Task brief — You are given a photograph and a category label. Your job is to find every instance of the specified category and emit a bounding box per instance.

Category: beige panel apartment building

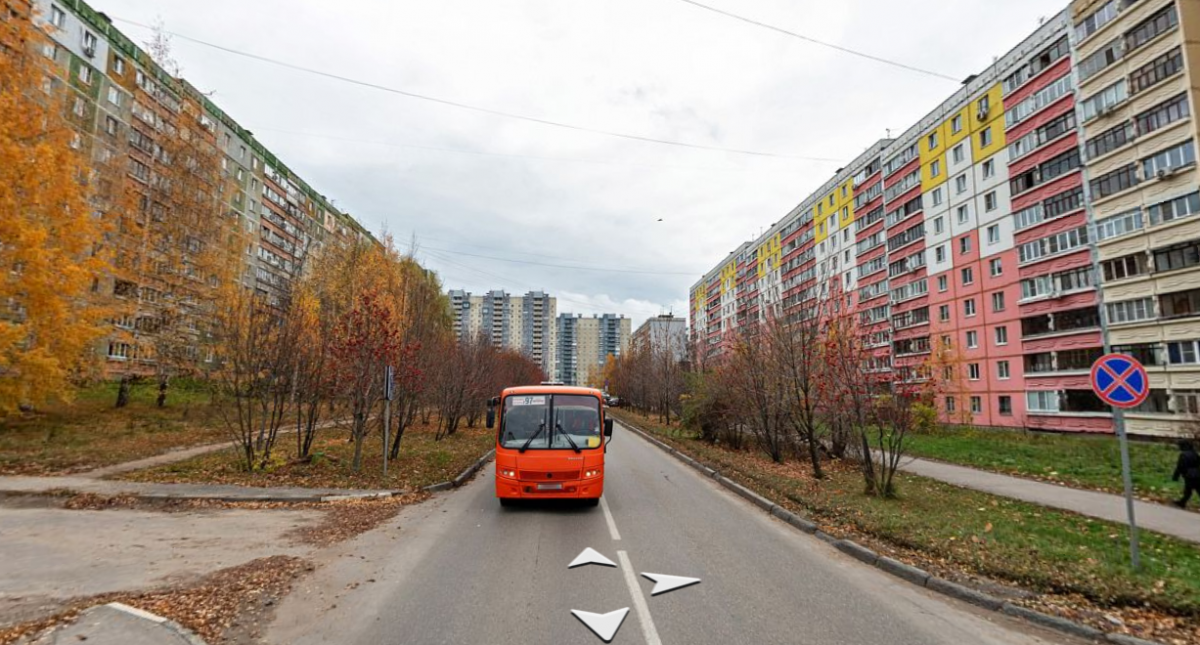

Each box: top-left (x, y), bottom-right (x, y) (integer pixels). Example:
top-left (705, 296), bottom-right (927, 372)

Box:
top-left (1074, 0), bottom-right (1200, 435)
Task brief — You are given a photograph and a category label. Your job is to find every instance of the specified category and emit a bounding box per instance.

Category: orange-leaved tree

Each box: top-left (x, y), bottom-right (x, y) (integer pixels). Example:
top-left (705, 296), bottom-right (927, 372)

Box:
top-left (0, 9), bottom-right (109, 414)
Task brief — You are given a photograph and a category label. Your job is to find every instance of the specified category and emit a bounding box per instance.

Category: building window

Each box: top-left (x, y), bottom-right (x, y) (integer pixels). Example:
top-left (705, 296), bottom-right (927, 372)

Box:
top-left (104, 115), bottom-right (118, 136)
top-left (1091, 164), bottom-right (1139, 199)
top-left (937, 274), bottom-right (948, 291)
top-left (992, 292), bottom-right (1006, 312)
top-left (1106, 297), bottom-right (1155, 324)
top-left (1096, 209), bottom-right (1144, 241)
top-left (955, 174), bottom-right (968, 194)
top-left (939, 304), bottom-right (951, 321)
top-left (1130, 48), bottom-right (1184, 95)
top-left (1143, 141), bottom-right (1196, 179)
top-left (79, 66), bottom-right (93, 85)
top-left (968, 363), bottom-right (981, 380)
top-left (1148, 191), bottom-right (1200, 226)
top-left (82, 31), bottom-right (97, 52)
top-left (971, 396), bottom-right (983, 414)
top-left (995, 325), bottom-right (1009, 345)
top-left (50, 4), bottom-right (66, 28)
top-left (984, 191), bottom-right (997, 211)
top-left (983, 159), bottom-right (995, 178)
top-left (960, 236), bottom-right (972, 255)
top-left (946, 396), bottom-right (956, 413)
top-left (1154, 242), bottom-right (1200, 273)
top-left (1136, 93), bottom-right (1189, 138)
top-left (967, 330), bottom-right (979, 348)
top-left (72, 97), bottom-right (85, 117)
top-left (106, 87), bottom-right (121, 106)
top-left (1085, 122), bottom-right (1132, 160)
top-left (986, 224), bottom-right (1000, 245)
top-left (930, 160), bottom-right (941, 179)
top-left (998, 361), bottom-right (1011, 379)
top-left (952, 115), bottom-right (963, 134)
top-left (962, 267), bottom-right (974, 285)
top-left (957, 205), bottom-right (970, 224)
top-left (1081, 80), bottom-right (1128, 122)
top-left (929, 132), bottom-right (938, 150)
top-left (1160, 288), bottom-right (1200, 320)
top-left (979, 127), bottom-right (992, 147)
top-left (934, 216), bottom-right (944, 234)
top-left (113, 56), bottom-right (125, 75)
top-left (998, 396), bottom-right (1013, 415)
top-left (964, 299), bottom-right (977, 317)
top-left (1026, 390), bottom-right (1059, 413)
top-left (952, 143), bottom-right (964, 163)
top-left (990, 258), bottom-right (1002, 276)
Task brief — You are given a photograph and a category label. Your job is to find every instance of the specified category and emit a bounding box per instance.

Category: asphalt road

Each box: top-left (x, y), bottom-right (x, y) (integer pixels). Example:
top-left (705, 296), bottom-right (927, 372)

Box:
top-left (266, 422), bottom-right (1080, 645)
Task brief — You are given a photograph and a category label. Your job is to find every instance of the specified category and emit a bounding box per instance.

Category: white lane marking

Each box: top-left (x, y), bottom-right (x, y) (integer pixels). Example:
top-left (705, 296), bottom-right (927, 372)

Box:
top-left (641, 572), bottom-right (701, 596)
top-left (569, 547), bottom-right (617, 569)
top-left (600, 496), bottom-right (621, 541)
top-left (618, 550), bottom-right (663, 645)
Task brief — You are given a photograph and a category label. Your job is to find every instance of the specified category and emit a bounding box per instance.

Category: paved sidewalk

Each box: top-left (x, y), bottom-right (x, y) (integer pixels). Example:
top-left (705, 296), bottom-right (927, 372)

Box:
top-left (898, 455), bottom-right (1200, 543)
top-left (0, 475), bottom-right (397, 502)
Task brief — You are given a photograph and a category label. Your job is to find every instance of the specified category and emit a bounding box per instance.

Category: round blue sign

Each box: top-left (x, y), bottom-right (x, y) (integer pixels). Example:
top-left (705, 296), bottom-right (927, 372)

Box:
top-left (1090, 354), bottom-right (1150, 408)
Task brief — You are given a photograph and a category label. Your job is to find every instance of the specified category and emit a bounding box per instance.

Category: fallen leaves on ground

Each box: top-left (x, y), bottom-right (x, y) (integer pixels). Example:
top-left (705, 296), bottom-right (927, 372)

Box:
top-left (115, 422), bottom-right (492, 492)
top-left (288, 492), bottom-right (430, 547)
top-left (0, 556), bottom-right (309, 645)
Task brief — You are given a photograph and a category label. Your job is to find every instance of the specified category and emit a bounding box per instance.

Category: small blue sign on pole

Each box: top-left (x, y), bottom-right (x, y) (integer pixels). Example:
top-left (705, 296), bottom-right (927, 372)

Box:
top-left (1090, 352), bottom-right (1147, 571)
top-left (1090, 354), bottom-right (1149, 408)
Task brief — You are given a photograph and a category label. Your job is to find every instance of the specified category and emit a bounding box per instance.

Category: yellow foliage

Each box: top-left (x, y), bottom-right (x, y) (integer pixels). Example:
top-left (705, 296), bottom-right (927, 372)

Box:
top-left (0, 15), bottom-right (110, 413)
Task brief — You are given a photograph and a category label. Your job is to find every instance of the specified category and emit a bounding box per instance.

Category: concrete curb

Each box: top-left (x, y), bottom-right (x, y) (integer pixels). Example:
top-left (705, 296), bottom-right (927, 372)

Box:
top-left (1001, 603), bottom-right (1105, 641)
top-left (421, 449), bottom-right (496, 493)
top-left (613, 415), bottom-right (1168, 645)
top-left (33, 602), bottom-right (208, 644)
top-left (453, 450), bottom-right (496, 488)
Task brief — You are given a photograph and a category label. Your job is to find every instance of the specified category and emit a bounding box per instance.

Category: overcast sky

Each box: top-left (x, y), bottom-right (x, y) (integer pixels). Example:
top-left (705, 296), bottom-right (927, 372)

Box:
top-left (98, 0), bottom-right (1066, 328)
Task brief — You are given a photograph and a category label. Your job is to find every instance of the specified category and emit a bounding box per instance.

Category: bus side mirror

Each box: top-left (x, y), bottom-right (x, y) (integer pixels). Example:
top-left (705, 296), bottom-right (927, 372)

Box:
top-left (604, 418), bottom-right (614, 437)
top-left (486, 408), bottom-right (495, 429)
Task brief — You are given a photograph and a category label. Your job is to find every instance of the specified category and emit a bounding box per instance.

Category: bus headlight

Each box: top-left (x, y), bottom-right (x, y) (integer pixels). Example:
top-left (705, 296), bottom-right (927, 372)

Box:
top-left (584, 469), bottom-right (601, 479)
top-left (499, 468), bottom-right (517, 479)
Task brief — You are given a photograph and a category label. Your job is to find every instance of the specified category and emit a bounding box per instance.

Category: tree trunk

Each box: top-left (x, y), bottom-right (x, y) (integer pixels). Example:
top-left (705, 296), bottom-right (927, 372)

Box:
top-left (115, 375), bottom-right (132, 408)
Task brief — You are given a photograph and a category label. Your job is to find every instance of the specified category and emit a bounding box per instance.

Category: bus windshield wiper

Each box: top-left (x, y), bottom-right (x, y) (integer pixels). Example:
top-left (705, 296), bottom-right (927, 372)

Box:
top-left (519, 422), bottom-right (545, 453)
top-left (556, 423), bottom-right (581, 453)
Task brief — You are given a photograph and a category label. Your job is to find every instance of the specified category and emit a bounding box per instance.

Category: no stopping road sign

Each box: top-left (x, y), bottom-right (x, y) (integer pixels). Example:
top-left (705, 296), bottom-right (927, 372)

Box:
top-left (1090, 354), bottom-right (1150, 409)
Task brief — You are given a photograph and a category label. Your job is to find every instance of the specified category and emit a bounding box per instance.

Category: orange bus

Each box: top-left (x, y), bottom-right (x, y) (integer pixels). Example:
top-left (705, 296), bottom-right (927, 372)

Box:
top-left (487, 384), bottom-right (614, 507)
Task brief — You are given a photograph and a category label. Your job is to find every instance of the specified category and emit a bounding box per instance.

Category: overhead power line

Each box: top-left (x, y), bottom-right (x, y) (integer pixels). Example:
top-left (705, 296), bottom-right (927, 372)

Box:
top-left (113, 17), bottom-right (840, 161)
top-left (419, 245), bottom-right (699, 276)
top-left (672, 0), bottom-right (960, 82)
top-left (252, 126), bottom-right (838, 171)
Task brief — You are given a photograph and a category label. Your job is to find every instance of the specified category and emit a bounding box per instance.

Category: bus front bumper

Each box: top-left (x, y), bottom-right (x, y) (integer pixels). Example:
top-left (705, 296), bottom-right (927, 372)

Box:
top-left (496, 476), bottom-right (604, 499)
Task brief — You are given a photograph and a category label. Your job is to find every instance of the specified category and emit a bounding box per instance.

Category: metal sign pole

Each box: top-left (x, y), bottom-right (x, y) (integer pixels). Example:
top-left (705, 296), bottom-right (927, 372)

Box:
top-left (1114, 407), bottom-right (1140, 570)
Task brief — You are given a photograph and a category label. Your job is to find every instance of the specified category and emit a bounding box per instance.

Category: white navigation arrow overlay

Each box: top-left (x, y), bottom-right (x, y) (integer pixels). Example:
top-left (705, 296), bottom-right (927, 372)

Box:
top-left (571, 607), bottom-right (630, 643)
top-left (641, 572), bottom-right (701, 596)
top-left (569, 547), bottom-right (617, 569)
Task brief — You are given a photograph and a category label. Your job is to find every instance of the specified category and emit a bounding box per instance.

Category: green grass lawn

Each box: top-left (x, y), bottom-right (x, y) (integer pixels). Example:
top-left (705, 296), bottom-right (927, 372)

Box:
top-left (0, 380), bottom-right (226, 476)
top-left (614, 410), bottom-right (1200, 622)
top-left (905, 426), bottom-right (1188, 505)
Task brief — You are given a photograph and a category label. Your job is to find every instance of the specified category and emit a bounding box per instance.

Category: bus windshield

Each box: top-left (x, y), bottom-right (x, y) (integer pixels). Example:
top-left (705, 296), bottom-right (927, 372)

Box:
top-left (500, 394), bottom-right (601, 450)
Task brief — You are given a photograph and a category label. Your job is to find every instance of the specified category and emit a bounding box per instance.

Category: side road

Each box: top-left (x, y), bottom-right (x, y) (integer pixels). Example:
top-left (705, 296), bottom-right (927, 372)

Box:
top-left (896, 455), bottom-right (1200, 544)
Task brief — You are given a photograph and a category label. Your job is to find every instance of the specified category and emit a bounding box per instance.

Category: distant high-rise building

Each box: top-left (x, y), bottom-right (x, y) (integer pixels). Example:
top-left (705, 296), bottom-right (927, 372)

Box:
top-left (556, 314), bottom-right (631, 387)
top-left (448, 289), bottom-right (557, 377)
top-left (632, 315), bottom-right (688, 361)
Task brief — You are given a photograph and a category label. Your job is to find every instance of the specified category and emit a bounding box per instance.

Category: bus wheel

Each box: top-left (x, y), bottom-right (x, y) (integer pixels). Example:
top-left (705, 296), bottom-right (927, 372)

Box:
top-left (499, 498), bottom-right (516, 507)
top-left (585, 497), bottom-right (600, 508)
